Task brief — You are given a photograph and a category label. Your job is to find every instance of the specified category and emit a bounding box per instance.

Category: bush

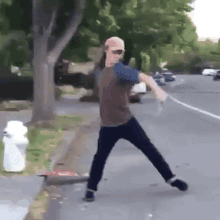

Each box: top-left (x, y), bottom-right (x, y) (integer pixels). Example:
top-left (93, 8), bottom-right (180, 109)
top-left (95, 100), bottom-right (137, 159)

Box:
top-left (141, 53), bottom-right (150, 73)
top-left (129, 57), bottom-right (136, 68)
top-left (210, 51), bottom-right (220, 56)
top-left (215, 62), bottom-right (220, 69)
top-left (165, 61), bottom-right (186, 72)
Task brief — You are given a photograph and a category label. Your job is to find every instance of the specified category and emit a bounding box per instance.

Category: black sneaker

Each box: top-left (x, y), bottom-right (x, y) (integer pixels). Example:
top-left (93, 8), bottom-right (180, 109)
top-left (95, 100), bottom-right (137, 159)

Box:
top-left (167, 176), bottom-right (188, 191)
top-left (83, 190), bottom-right (95, 202)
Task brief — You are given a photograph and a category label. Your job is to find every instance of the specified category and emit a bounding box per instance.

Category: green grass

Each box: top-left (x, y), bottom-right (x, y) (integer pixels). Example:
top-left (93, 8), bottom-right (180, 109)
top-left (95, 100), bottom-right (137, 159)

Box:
top-left (19, 64), bottom-right (34, 77)
top-left (20, 68), bottom-right (33, 77)
top-left (28, 190), bottom-right (49, 220)
top-left (0, 115), bottom-right (83, 177)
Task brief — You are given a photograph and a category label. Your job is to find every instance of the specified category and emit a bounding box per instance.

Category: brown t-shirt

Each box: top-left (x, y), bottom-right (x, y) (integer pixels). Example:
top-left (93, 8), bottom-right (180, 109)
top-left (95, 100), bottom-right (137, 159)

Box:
top-left (97, 62), bottom-right (140, 127)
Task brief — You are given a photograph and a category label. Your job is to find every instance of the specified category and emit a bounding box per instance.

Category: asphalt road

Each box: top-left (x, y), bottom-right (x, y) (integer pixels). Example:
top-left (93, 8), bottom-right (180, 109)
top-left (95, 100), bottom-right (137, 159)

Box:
top-left (46, 74), bottom-right (220, 220)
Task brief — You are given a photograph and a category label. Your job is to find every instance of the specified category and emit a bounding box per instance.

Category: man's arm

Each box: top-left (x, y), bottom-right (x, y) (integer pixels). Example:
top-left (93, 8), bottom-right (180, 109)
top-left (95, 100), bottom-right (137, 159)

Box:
top-left (139, 72), bottom-right (167, 102)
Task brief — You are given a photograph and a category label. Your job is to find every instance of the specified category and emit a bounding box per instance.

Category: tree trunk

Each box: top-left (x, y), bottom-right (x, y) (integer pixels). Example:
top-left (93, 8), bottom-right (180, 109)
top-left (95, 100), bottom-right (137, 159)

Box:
top-left (31, 38), bottom-right (56, 123)
top-left (135, 53), bottom-right (142, 71)
top-left (29, 0), bottom-right (87, 126)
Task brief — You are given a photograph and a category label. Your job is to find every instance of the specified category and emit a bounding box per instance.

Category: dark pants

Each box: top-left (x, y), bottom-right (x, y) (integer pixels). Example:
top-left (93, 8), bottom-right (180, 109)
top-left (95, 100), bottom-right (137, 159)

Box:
top-left (87, 116), bottom-right (175, 191)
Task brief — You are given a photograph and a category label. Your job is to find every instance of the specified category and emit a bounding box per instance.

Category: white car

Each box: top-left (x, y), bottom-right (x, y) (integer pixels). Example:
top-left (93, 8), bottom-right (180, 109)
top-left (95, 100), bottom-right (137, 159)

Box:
top-left (131, 82), bottom-right (147, 94)
top-left (130, 82), bottom-right (147, 103)
top-left (202, 69), bottom-right (216, 76)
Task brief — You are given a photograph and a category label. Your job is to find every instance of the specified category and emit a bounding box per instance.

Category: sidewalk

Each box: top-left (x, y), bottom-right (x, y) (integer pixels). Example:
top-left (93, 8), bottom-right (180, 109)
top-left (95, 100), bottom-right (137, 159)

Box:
top-left (0, 109), bottom-right (44, 220)
top-left (0, 94), bottom-right (100, 220)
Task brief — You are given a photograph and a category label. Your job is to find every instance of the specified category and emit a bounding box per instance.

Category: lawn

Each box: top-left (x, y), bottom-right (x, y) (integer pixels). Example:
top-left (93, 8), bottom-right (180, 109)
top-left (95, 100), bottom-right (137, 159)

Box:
top-left (0, 114), bottom-right (83, 177)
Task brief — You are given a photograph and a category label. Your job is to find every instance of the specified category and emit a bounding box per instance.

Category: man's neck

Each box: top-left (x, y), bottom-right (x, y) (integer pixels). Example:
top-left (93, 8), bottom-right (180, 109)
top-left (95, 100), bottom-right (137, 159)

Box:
top-left (105, 60), bottom-right (120, 67)
top-left (105, 60), bottom-right (113, 67)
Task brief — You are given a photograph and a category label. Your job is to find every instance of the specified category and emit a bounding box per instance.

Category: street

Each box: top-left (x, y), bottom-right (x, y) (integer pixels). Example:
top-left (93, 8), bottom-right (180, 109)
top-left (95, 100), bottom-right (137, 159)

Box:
top-left (46, 74), bottom-right (220, 220)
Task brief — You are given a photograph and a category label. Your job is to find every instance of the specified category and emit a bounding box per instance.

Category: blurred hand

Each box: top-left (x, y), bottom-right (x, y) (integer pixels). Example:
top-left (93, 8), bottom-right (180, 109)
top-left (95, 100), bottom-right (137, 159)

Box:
top-left (154, 87), bottom-right (167, 103)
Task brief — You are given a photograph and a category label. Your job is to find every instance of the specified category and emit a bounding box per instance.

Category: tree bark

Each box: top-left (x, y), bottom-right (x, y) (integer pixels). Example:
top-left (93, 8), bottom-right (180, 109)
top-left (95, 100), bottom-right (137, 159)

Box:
top-left (48, 0), bottom-right (87, 63)
top-left (32, 39), bottom-right (56, 122)
top-left (30, 0), bottom-right (87, 124)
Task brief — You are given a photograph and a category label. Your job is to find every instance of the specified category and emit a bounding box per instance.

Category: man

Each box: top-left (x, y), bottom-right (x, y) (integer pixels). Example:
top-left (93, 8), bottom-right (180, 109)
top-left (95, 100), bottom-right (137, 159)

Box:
top-left (83, 37), bottom-right (188, 202)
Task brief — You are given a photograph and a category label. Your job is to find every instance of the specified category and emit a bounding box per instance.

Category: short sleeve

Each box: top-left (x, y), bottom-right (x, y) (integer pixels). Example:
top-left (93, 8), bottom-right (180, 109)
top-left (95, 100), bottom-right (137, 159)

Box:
top-left (114, 62), bottom-right (140, 86)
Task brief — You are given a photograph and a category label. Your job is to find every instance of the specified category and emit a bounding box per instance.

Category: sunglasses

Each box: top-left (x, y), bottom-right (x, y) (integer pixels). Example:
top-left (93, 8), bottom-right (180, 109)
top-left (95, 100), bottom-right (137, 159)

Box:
top-left (111, 50), bottom-right (125, 55)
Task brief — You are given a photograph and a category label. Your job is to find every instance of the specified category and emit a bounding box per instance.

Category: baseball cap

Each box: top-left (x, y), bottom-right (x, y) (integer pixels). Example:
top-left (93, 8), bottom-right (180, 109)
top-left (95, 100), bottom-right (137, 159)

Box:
top-left (105, 37), bottom-right (125, 51)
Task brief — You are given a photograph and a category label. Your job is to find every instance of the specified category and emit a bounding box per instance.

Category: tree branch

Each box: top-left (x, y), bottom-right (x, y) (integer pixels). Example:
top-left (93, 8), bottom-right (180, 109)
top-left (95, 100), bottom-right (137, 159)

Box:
top-left (43, 6), bottom-right (58, 40)
top-left (48, 0), bottom-right (87, 64)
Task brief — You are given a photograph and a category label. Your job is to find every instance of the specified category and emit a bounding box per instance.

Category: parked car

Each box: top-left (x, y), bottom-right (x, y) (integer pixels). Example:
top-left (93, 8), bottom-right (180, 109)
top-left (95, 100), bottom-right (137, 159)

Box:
top-left (162, 71), bottom-right (176, 82)
top-left (202, 69), bottom-right (216, 76)
top-left (213, 71), bottom-right (220, 80)
top-left (131, 82), bottom-right (147, 94)
top-left (152, 72), bottom-right (166, 86)
top-left (129, 82), bottom-right (147, 103)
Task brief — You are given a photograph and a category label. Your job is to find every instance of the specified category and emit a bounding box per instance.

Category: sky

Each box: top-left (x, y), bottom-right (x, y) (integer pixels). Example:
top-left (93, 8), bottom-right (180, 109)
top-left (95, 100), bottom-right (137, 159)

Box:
top-left (187, 0), bottom-right (220, 43)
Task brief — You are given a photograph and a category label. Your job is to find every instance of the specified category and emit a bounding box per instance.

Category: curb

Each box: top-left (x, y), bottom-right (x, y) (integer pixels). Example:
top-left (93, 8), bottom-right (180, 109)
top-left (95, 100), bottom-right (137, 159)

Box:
top-left (47, 115), bottom-right (98, 174)
top-left (44, 175), bottom-right (89, 186)
top-left (25, 114), bottom-right (99, 219)
top-left (35, 113), bottom-right (99, 183)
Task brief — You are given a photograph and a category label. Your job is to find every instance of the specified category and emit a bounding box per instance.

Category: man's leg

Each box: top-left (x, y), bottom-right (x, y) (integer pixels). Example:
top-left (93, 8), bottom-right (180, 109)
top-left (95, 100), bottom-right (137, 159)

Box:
top-left (121, 117), bottom-right (188, 191)
top-left (86, 126), bottom-right (121, 192)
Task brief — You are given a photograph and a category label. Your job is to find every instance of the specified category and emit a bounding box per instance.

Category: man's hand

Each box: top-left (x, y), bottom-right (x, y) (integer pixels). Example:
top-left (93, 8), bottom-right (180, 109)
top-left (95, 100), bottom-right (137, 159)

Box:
top-left (139, 73), bottom-right (168, 102)
top-left (154, 87), bottom-right (167, 102)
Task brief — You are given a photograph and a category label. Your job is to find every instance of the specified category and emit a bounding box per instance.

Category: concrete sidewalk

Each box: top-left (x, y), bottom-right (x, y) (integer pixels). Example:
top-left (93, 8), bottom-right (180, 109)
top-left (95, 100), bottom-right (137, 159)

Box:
top-left (0, 94), bottom-right (100, 220)
top-left (0, 109), bottom-right (44, 220)
top-left (0, 175), bottom-right (44, 220)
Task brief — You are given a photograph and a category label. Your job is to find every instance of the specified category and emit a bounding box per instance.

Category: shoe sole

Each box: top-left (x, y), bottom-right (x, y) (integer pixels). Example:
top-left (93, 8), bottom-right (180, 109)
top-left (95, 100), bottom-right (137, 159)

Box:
top-left (82, 197), bottom-right (95, 202)
top-left (179, 185), bottom-right (188, 191)
top-left (175, 183), bottom-right (188, 191)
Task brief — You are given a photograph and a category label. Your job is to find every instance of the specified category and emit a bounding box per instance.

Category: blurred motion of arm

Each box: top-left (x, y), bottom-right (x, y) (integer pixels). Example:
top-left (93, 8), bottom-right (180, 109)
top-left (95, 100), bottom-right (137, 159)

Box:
top-left (139, 72), bottom-right (167, 102)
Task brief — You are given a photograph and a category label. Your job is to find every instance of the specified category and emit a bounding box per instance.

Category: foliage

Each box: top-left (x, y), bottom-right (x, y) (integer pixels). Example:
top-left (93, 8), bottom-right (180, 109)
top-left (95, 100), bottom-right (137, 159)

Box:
top-left (196, 39), bottom-right (218, 54)
top-left (0, 1), bottom-right (32, 69)
top-left (0, 0), bottom-right (198, 68)
top-left (210, 51), bottom-right (220, 56)
top-left (218, 39), bottom-right (220, 52)
top-left (141, 52), bottom-right (150, 73)
top-left (165, 60), bottom-right (186, 72)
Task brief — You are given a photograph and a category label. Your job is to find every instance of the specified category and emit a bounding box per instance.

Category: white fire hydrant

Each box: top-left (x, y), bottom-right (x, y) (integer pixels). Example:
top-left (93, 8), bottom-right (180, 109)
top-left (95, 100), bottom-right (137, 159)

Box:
top-left (2, 121), bottom-right (29, 172)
